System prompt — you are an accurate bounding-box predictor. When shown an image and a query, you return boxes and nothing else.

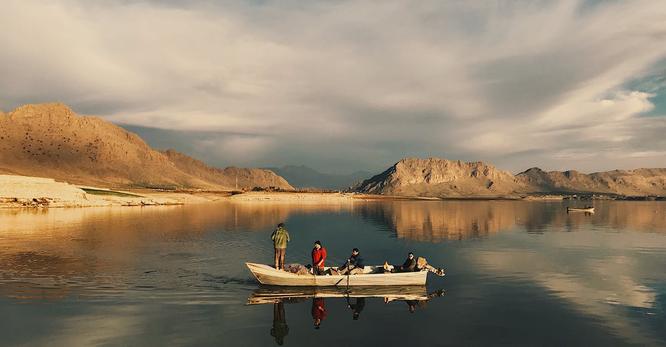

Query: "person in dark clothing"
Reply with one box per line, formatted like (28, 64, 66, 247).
(312, 298, 327, 329)
(394, 252, 417, 272)
(347, 297, 366, 320)
(338, 248, 364, 275)
(270, 301, 289, 345)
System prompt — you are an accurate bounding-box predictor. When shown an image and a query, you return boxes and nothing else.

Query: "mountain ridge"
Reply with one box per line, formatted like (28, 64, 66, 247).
(0, 103, 293, 190)
(353, 157, 666, 197)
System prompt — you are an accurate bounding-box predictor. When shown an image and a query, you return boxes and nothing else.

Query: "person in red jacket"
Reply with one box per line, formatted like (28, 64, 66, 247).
(311, 240, 327, 275)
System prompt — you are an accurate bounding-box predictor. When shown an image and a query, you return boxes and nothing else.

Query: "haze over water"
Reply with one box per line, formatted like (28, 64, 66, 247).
(1, 201, 665, 346)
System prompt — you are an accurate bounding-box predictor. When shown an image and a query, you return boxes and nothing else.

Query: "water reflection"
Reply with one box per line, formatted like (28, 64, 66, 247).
(250, 285, 445, 343)
(1, 201, 665, 345)
(356, 201, 666, 241)
(271, 302, 289, 345)
(347, 297, 364, 319)
(0, 201, 664, 302)
(311, 298, 326, 329)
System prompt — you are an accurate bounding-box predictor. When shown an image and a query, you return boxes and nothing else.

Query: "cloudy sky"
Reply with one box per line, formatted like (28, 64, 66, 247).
(1, 0, 665, 174)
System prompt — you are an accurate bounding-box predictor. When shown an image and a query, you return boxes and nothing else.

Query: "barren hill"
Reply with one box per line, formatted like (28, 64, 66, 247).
(0, 103, 293, 190)
(163, 149, 291, 190)
(353, 157, 666, 198)
(353, 158, 525, 197)
(517, 167, 666, 196)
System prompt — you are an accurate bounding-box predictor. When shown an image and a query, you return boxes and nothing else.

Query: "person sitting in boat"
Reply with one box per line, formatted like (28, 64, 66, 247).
(337, 248, 365, 275)
(393, 252, 417, 272)
(311, 240, 327, 275)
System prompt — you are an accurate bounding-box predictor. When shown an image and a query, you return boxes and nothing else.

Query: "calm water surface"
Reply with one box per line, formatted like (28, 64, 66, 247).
(1, 200, 665, 346)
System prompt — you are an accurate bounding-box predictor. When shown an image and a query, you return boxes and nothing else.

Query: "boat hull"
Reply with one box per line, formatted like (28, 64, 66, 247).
(246, 262, 428, 286)
(567, 207, 595, 213)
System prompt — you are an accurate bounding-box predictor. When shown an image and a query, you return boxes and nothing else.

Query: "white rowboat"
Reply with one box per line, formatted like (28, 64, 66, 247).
(567, 207, 595, 213)
(246, 262, 428, 286)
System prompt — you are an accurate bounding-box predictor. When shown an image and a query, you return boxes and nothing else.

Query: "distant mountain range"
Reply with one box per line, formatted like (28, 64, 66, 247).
(4, 104, 664, 197)
(266, 165, 373, 190)
(0, 103, 293, 190)
(352, 157, 666, 197)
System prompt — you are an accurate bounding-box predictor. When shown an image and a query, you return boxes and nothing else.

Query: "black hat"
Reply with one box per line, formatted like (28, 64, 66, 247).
(314, 240, 321, 246)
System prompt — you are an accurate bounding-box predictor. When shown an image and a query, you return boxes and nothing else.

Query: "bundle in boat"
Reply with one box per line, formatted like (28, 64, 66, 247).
(416, 257, 446, 277)
(284, 264, 310, 275)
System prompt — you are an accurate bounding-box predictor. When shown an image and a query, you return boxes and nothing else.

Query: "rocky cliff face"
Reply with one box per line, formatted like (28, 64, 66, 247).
(0, 103, 293, 190)
(353, 157, 666, 197)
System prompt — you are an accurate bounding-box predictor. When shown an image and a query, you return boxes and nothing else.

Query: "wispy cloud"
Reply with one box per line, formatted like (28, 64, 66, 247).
(1, 0, 665, 172)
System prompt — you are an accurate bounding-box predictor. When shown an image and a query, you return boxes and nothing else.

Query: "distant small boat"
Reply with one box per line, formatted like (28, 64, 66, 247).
(567, 206, 595, 213)
(246, 262, 429, 286)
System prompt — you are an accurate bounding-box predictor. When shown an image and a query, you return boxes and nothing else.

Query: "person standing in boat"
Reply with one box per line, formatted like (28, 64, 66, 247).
(338, 248, 364, 275)
(271, 223, 290, 270)
(311, 240, 327, 275)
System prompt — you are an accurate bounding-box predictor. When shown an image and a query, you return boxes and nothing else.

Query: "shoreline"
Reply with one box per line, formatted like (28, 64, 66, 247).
(1, 174, 664, 209)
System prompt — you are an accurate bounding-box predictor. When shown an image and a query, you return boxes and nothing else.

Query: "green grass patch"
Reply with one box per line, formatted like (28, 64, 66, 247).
(81, 188, 143, 198)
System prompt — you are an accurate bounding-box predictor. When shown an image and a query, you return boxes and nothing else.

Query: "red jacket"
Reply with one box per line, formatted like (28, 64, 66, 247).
(312, 247, 327, 268)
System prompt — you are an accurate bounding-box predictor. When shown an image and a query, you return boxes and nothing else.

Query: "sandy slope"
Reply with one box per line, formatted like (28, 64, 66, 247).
(0, 103, 293, 190)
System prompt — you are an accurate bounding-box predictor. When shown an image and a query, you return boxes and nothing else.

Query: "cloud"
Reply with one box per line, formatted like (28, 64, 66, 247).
(1, 0, 666, 172)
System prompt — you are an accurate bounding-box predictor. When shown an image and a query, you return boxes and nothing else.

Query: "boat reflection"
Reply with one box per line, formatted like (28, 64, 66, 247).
(248, 285, 437, 305)
(250, 285, 445, 344)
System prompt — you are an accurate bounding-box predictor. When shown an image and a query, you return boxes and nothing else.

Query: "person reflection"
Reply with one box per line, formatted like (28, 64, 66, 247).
(347, 297, 366, 320)
(312, 298, 327, 329)
(271, 301, 289, 345)
(384, 289, 446, 313)
(405, 300, 418, 313)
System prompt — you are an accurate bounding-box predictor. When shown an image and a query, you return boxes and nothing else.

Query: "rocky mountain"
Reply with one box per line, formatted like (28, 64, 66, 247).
(0, 103, 293, 190)
(353, 158, 525, 197)
(266, 165, 373, 190)
(353, 157, 666, 197)
(163, 149, 291, 190)
(517, 167, 666, 196)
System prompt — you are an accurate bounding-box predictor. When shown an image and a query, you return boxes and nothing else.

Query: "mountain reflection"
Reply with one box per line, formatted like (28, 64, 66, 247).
(355, 201, 666, 241)
(0, 200, 664, 302)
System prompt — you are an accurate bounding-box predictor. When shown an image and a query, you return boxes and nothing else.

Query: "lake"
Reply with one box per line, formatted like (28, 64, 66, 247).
(1, 200, 665, 346)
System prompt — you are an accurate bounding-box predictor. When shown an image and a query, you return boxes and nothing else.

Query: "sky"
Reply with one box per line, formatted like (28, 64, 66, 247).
(1, 0, 666, 174)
